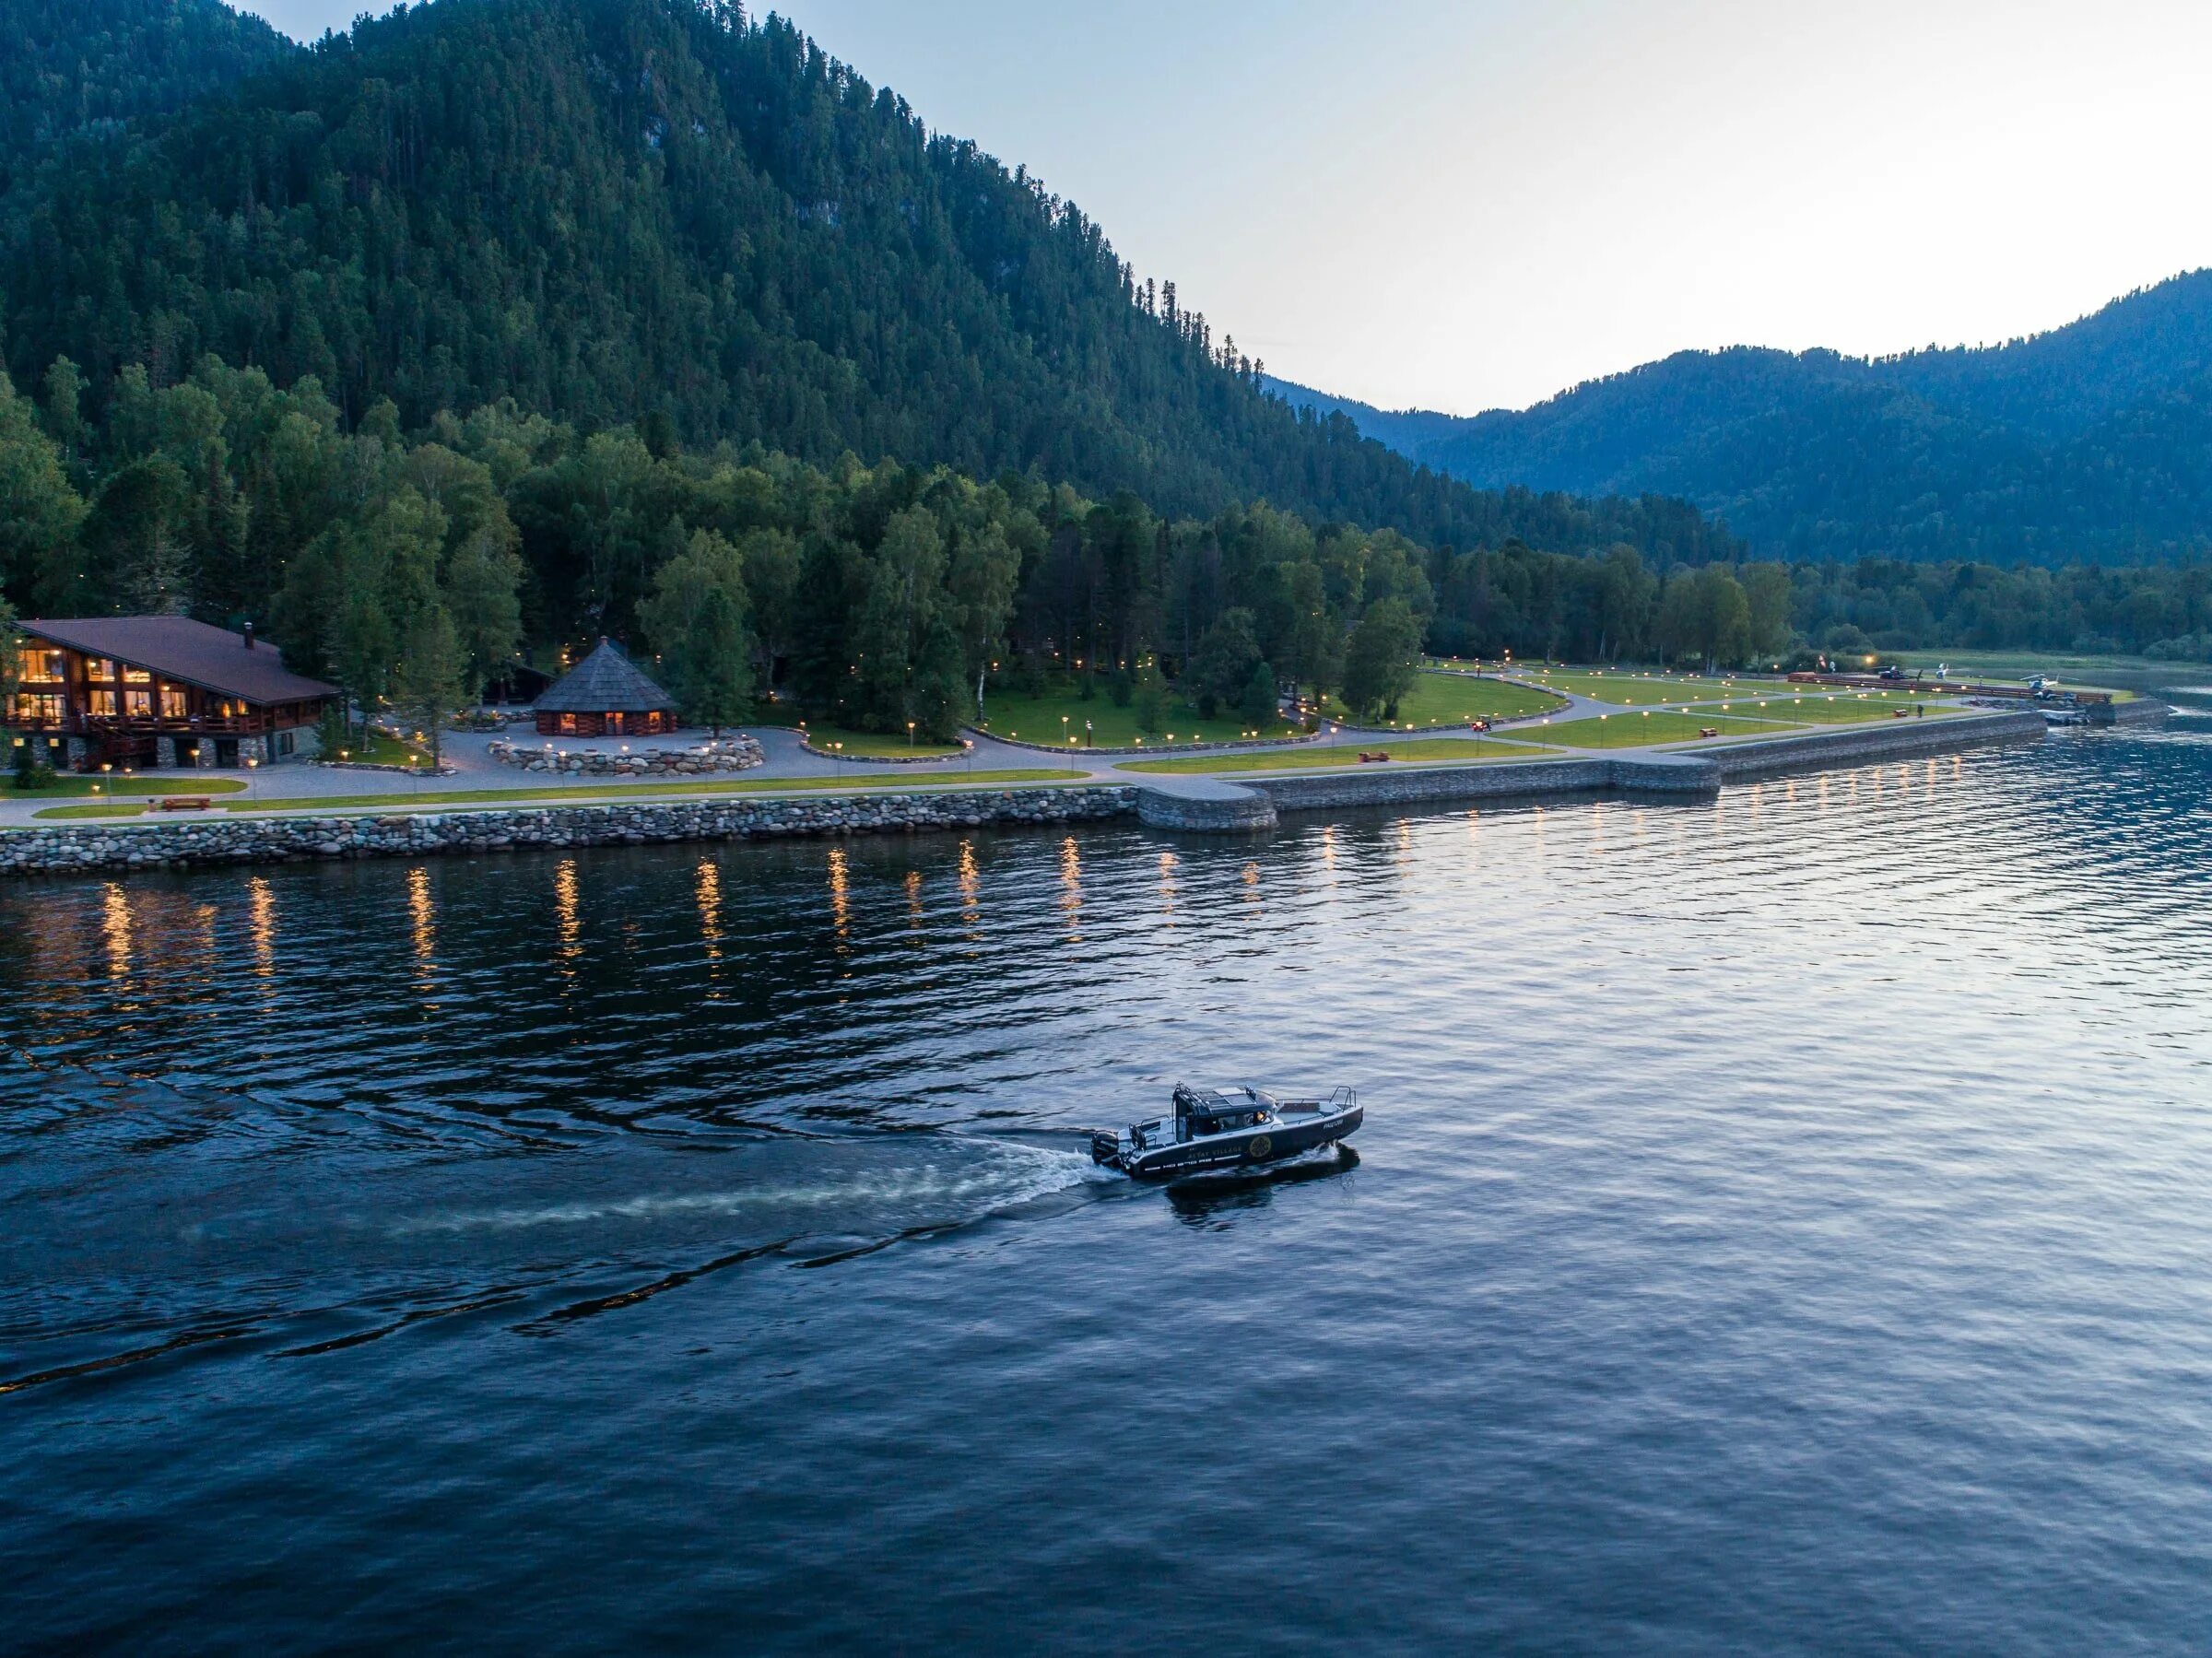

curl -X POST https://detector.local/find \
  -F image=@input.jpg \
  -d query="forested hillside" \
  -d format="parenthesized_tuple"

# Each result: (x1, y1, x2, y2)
(0, 0, 1731, 572)
(1274, 272, 2212, 566)
(0, 0, 292, 194)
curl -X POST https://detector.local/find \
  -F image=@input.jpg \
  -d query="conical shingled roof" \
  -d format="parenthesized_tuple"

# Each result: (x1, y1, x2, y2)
(534, 639, 679, 714)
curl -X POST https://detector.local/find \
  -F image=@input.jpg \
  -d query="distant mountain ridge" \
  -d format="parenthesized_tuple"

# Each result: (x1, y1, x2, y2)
(1269, 271, 2212, 564)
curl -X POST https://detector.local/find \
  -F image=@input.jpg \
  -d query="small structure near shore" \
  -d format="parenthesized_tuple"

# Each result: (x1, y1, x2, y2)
(533, 639, 680, 738)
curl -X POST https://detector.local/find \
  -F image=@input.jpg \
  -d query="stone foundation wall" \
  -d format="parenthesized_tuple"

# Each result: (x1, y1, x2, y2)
(0, 788, 1134, 876)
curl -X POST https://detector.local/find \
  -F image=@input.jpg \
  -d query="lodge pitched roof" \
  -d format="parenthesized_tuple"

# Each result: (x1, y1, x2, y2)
(534, 638, 678, 713)
(17, 616, 339, 704)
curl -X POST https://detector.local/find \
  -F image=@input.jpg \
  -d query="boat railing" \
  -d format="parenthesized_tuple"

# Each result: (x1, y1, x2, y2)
(1275, 1086, 1356, 1115)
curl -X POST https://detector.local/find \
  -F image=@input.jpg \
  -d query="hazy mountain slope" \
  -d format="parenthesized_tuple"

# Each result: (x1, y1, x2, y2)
(1275, 272, 2212, 563)
(0, 0, 1736, 567)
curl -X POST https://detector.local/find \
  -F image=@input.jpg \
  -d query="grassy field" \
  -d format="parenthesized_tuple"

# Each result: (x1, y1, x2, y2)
(8, 773, 248, 799)
(1320, 671, 1566, 729)
(1891, 648, 2166, 683)
(33, 802, 150, 820)
(797, 723, 963, 759)
(1118, 735, 1559, 773)
(1716, 691, 1949, 723)
(973, 688, 1297, 747)
(1534, 711, 1802, 747)
(219, 769, 1074, 814)
(1509, 668, 1800, 706)
(337, 728, 438, 767)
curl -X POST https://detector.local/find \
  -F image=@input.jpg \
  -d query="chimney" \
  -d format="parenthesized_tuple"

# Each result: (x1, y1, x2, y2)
(242, 621, 255, 651)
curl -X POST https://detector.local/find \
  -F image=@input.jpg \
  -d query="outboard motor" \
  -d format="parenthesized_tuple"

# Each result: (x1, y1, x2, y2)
(1090, 1130, 1122, 1165)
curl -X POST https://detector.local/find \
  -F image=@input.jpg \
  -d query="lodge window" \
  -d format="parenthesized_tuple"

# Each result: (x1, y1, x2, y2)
(88, 689, 117, 717)
(18, 649, 63, 683)
(88, 659, 116, 681)
(13, 693, 63, 724)
(125, 689, 152, 718)
(122, 665, 151, 686)
(159, 687, 187, 720)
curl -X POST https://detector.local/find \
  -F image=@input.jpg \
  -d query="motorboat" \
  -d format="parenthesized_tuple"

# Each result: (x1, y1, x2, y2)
(1090, 1083, 1361, 1179)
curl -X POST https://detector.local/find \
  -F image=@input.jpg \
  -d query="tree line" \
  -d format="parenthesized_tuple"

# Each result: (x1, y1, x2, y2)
(9, 358, 2212, 758)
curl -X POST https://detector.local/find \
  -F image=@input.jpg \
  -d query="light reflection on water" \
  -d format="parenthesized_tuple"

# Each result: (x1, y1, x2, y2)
(4, 727, 2212, 1650)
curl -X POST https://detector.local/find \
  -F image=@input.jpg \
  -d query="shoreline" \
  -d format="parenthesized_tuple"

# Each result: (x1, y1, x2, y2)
(0, 705, 2132, 877)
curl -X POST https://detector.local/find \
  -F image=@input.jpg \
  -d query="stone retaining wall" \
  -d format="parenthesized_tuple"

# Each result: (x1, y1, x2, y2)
(0, 788, 1133, 876)
(2112, 696, 2171, 728)
(1254, 756, 1704, 813)
(1704, 709, 2048, 778)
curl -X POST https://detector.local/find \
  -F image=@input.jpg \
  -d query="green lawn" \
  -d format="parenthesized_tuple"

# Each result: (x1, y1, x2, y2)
(1712, 691, 1951, 723)
(33, 802, 150, 820)
(1319, 671, 1566, 729)
(222, 769, 1074, 814)
(1118, 735, 1560, 774)
(1510, 668, 1801, 706)
(973, 688, 1298, 748)
(7, 773, 247, 798)
(334, 728, 437, 767)
(1535, 711, 1802, 747)
(797, 723, 963, 759)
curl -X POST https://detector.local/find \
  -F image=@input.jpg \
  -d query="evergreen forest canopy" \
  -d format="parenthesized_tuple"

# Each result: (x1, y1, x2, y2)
(1269, 268, 2212, 568)
(0, 0, 1727, 569)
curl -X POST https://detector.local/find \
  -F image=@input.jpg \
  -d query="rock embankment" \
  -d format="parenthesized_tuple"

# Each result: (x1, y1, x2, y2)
(487, 735, 765, 776)
(0, 788, 1132, 876)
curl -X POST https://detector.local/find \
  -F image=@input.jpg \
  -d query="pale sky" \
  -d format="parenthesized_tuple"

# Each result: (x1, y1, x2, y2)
(242, 0, 2212, 416)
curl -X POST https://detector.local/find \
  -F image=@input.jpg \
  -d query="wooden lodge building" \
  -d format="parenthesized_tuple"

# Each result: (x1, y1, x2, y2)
(11, 617, 339, 770)
(534, 639, 681, 738)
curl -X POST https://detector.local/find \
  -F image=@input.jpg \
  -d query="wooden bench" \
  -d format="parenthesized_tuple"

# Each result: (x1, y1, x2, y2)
(152, 794, 215, 812)
(1697, 727, 1721, 739)
(1357, 750, 1391, 763)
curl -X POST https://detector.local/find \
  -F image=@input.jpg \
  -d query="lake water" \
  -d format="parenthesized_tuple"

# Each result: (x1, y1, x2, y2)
(6, 711, 2212, 1652)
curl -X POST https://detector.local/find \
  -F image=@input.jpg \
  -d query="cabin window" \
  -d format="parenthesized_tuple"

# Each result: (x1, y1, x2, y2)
(608, 712, 627, 735)
(13, 692, 63, 724)
(125, 689, 152, 718)
(88, 689, 117, 717)
(159, 687, 187, 720)
(18, 649, 63, 683)
(559, 713, 578, 735)
(122, 664, 151, 686)
(88, 659, 116, 681)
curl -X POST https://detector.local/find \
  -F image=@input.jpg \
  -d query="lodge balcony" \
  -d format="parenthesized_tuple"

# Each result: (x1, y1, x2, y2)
(13, 709, 282, 737)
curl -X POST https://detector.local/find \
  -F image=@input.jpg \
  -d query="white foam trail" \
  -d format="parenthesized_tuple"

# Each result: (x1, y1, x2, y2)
(394, 1144, 1095, 1235)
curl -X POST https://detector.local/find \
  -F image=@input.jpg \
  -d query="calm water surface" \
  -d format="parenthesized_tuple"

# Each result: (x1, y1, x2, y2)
(6, 714, 2212, 1652)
